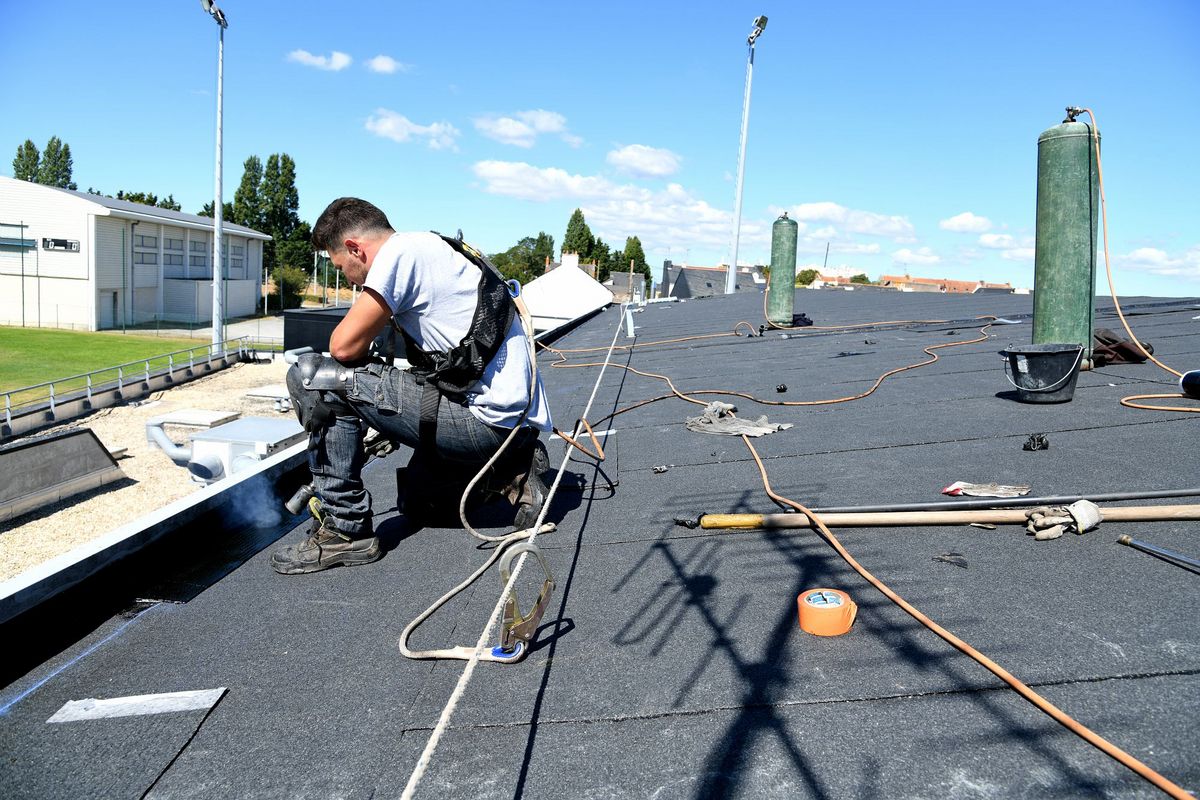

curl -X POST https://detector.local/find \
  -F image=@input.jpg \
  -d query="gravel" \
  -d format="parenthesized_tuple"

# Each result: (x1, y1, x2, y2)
(0, 357, 293, 582)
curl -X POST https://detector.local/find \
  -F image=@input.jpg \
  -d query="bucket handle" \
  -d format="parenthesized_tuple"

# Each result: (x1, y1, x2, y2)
(1001, 345, 1084, 393)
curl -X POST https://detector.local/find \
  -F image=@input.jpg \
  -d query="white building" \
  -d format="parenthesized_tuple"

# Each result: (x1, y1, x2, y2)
(0, 176, 270, 331)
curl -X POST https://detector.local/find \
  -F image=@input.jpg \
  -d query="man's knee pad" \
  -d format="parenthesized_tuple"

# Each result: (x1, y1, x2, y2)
(287, 354, 354, 434)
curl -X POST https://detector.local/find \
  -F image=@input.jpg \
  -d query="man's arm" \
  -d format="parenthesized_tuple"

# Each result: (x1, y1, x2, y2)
(329, 287, 393, 363)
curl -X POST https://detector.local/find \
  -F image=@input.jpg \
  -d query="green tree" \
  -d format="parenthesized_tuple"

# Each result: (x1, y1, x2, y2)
(562, 208, 594, 259)
(621, 235, 651, 293)
(115, 190, 181, 210)
(796, 268, 818, 287)
(531, 231, 555, 277)
(36, 136, 76, 189)
(261, 153, 300, 270)
(197, 200, 235, 219)
(232, 155, 264, 230)
(590, 239, 611, 278)
(271, 264, 309, 309)
(850, 273, 870, 284)
(12, 139, 39, 181)
(490, 236, 540, 285)
(276, 221, 313, 271)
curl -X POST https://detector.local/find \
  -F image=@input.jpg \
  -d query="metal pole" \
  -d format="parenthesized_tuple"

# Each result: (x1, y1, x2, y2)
(726, 41, 756, 295)
(1117, 535, 1200, 572)
(210, 21, 225, 350)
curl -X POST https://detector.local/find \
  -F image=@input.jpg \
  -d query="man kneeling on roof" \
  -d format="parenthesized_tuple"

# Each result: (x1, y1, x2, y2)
(272, 197, 553, 575)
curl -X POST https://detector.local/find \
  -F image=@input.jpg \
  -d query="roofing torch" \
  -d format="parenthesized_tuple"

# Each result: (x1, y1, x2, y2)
(283, 429, 398, 516)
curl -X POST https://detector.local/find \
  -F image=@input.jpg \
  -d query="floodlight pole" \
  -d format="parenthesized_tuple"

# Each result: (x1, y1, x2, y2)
(201, 0, 228, 350)
(727, 16, 767, 295)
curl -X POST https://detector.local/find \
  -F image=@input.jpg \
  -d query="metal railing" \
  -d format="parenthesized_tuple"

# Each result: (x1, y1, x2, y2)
(1, 337, 279, 430)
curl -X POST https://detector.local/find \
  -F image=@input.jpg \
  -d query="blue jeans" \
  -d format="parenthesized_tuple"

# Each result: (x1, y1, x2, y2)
(286, 361, 535, 538)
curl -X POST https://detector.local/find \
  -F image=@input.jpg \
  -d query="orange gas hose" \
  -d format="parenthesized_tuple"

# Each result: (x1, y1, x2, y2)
(738, 435, 1192, 799)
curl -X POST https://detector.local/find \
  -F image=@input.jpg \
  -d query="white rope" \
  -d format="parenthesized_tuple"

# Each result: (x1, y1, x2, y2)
(400, 309, 627, 800)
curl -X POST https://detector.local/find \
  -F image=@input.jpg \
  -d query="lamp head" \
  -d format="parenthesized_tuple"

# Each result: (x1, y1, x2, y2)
(748, 15, 768, 45)
(200, 0, 228, 28)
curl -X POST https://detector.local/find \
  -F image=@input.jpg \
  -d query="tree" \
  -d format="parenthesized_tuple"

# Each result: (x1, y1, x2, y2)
(850, 273, 871, 284)
(271, 264, 309, 309)
(531, 231, 555, 277)
(37, 136, 76, 189)
(232, 155, 264, 230)
(621, 236, 651, 293)
(198, 200, 235, 219)
(116, 190, 181, 210)
(12, 140, 39, 181)
(590, 239, 611, 278)
(276, 221, 313, 272)
(562, 208, 594, 259)
(796, 268, 818, 287)
(261, 153, 301, 270)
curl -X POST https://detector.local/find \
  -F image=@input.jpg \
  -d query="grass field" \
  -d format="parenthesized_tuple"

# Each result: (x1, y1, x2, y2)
(0, 327, 204, 394)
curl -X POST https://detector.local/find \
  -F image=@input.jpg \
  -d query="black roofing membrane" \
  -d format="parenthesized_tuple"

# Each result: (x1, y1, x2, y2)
(2, 290, 1197, 798)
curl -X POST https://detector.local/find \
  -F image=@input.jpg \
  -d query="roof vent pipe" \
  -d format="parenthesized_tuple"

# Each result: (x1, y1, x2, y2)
(145, 421, 192, 467)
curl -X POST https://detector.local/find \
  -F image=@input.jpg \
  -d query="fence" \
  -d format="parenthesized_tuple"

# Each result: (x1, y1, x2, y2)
(1, 337, 278, 440)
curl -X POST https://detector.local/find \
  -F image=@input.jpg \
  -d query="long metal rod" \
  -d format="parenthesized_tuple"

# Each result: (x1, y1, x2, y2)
(1117, 535, 1200, 571)
(726, 42, 755, 295)
(210, 23, 225, 351)
(809, 487, 1200, 515)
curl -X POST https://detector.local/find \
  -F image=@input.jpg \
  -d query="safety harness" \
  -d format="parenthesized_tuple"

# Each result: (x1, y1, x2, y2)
(396, 232, 517, 457)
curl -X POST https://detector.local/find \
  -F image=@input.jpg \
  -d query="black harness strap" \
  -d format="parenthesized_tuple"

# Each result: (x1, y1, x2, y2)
(401, 232, 517, 460)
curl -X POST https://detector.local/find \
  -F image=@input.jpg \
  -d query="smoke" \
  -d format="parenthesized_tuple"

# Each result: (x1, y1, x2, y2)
(220, 472, 284, 530)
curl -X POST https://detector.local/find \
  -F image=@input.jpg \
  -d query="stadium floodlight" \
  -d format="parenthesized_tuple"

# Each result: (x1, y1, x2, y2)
(199, 0, 228, 348)
(727, 15, 767, 294)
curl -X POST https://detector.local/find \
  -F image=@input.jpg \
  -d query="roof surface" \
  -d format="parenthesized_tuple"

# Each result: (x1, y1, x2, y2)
(2, 288, 1199, 798)
(0, 176, 269, 238)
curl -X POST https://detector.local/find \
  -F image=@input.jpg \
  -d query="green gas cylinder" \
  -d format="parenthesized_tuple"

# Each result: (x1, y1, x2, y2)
(1033, 116, 1099, 364)
(767, 212, 798, 326)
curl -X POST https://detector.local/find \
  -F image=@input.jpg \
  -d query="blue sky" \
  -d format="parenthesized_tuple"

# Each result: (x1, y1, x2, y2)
(2, 1, 1198, 295)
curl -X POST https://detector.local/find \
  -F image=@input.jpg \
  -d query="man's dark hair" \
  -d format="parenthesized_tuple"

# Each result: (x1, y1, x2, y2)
(311, 197, 394, 253)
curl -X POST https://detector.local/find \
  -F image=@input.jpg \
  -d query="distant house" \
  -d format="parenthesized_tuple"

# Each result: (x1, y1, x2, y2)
(606, 271, 646, 303)
(810, 273, 852, 289)
(660, 261, 764, 299)
(548, 251, 597, 279)
(0, 176, 270, 331)
(879, 273, 1014, 295)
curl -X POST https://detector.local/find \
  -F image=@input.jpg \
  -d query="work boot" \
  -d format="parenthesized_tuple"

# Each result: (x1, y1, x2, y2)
(270, 518, 381, 575)
(513, 439, 550, 530)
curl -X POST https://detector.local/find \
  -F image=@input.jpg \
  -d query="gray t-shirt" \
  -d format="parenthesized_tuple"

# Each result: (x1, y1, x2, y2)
(363, 232, 552, 431)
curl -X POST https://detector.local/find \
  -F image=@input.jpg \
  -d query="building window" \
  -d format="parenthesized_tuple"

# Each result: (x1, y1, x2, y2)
(190, 255, 207, 268)
(134, 251, 158, 265)
(164, 253, 184, 266)
(165, 237, 183, 252)
(136, 234, 157, 248)
(190, 240, 207, 253)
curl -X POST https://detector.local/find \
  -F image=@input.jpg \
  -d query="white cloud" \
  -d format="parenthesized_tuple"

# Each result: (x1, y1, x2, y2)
(287, 49, 352, 71)
(892, 246, 941, 265)
(606, 144, 682, 178)
(979, 233, 1034, 262)
(979, 233, 1015, 249)
(940, 212, 992, 233)
(472, 161, 634, 201)
(365, 55, 411, 74)
(470, 161, 746, 258)
(473, 109, 580, 148)
(1119, 245, 1200, 278)
(788, 201, 916, 242)
(365, 109, 460, 151)
(1000, 248, 1035, 262)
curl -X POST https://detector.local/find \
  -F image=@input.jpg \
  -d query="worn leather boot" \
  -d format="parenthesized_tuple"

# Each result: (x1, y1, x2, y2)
(271, 518, 381, 575)
(513, 439, 550, 530)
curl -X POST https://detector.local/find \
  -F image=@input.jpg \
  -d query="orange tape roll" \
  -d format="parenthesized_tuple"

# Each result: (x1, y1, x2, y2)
(797, 588, 857, 636)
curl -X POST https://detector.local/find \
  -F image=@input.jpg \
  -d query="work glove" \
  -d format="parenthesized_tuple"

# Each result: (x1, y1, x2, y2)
(1024, 500, 1103, 540)
(363, 428, 398, 459)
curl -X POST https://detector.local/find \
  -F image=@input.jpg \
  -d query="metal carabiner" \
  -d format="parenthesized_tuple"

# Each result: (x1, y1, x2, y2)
(492, 542, 555, 660)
